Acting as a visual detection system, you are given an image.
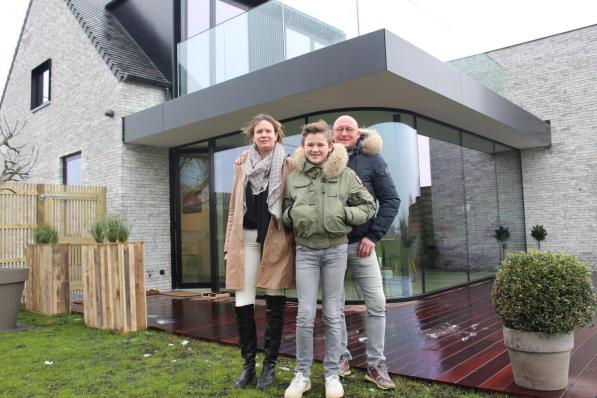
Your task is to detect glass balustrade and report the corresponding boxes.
[177,0,505,101]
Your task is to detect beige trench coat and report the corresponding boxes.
[224,155,295,290]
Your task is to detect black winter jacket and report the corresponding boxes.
[347,129,400,244]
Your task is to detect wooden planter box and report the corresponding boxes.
[26,244,70,315]
[82,242,146,332]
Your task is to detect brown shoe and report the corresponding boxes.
[338,355,351,377]
[365,362,396,390]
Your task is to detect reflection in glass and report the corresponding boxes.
[286,27,311,59]
[183,0,210,40]
[462,132,499,278]
[64,153,82,185]
[179,153,211,284]
[495,145,525,256]
[369,122,420,297]
[215,0,247,25]
[215,133,250,287]
[178,0,352,96]
[423,130,468,289]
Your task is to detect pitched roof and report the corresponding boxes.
[65,0,170,86]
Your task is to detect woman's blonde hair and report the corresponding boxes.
[242,114,285,144]
[300,120,333,145]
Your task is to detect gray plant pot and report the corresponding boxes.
[0,268,29,331]
[503,326,573,391]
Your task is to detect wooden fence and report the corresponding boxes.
[0,182,106,296]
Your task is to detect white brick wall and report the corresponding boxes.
[0,0,171,289]
[488,25,597,268]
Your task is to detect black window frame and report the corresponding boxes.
[62,151,82,185]
[31,59,52,110]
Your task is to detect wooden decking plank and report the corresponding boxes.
[130,276,597,398]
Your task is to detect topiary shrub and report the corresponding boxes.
[32,225,59,244]
[494,225,510,244]
[492,250,596,334]
[531,224,547,249]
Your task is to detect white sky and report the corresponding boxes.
[1,0,596,94]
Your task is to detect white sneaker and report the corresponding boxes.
[325,374,344,398]
[284,372,311,398]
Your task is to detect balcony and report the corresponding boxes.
[125,1,549,149]
[178,0,356,96]
[177,0,506,97]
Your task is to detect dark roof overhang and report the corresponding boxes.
[123,29,550,149]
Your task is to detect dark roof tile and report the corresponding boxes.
[65,0,170,86]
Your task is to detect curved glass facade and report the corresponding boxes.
[177,108,525,301]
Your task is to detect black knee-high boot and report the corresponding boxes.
[256,295,286,389]
[234,304,257,388]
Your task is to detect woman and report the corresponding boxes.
[224,113,295,389]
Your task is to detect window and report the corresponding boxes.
[215,0,246,25]
[62,152,81,185]
[182,0,210,39]
[182,0,249,40]
[31,60,51,110]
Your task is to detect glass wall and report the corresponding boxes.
[176,108,525,300]
[178,151,212,285]
[303,110,525,300]
[178,0,351,95]
[178,0,507,98]
[416,119,469,292]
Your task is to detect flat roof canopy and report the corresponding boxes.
[124,29,550,149]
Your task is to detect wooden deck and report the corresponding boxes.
[108,278,596,397]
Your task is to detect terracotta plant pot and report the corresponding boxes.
[0,268,29,331]
[503,326,573,391]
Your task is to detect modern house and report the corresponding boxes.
[1,0,595,300]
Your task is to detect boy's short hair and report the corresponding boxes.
[301,120,333,145]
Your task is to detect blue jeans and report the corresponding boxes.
[340,242,387,366]
[295,244,347,378]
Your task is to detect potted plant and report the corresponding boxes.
[492,250,596,391]
[493,225,510,261]
[0,267,29,331]
[26,225,70,315]
[82,215,146,332]
[531,224,547,250]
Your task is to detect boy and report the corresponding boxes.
[283,120,377,398]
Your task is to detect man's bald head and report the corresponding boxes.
[333,115,361,150]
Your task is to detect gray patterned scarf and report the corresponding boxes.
[245,142,286,228]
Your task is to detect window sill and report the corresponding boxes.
[31,101,51,113]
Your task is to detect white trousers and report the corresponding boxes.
[235,229,284,307]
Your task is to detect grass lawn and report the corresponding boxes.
[0,309,508,398]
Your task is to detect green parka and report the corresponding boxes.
[283,143,377,250]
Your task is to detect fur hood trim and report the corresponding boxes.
[358,128,383,155]
[292,143,348,178]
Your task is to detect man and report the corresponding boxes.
[332,115,400,390]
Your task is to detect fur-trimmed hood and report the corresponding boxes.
[358,128,383,155]
[291,143,348,178]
